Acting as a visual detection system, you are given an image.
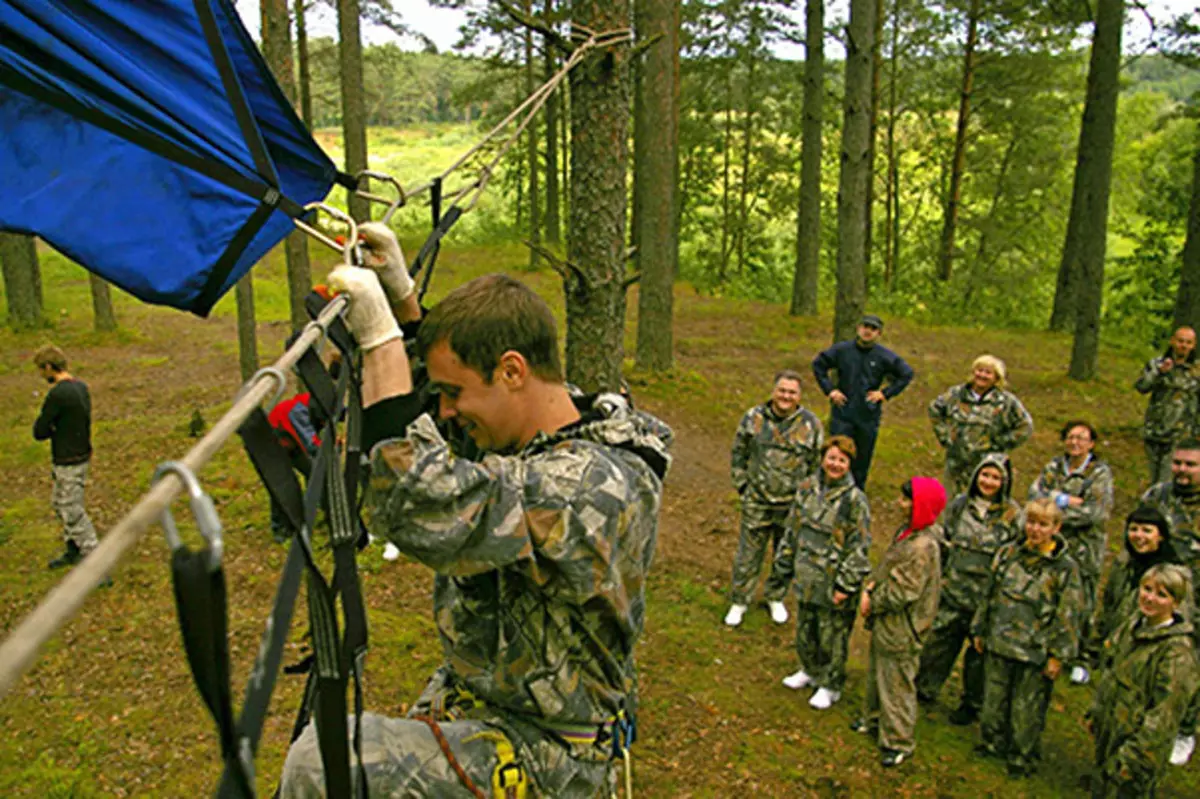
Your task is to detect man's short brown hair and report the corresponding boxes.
[416,274,562,382]
[33,345,67,372]
[774,369,804,388]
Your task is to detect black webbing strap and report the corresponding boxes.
[294,346,337,425]
[171,548,255,797]
[413,179,463,303]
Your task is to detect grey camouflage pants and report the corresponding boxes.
[794,604,857,692]
[1145,440,1174,486]
[864,643,920,755]
[52,462,97,555]
[979,653,1053,772]
[729,501,790,605]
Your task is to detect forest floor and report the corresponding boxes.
[0,239,1197,798]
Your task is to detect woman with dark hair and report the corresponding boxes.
[1028,420,1114,684]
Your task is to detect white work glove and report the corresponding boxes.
[358,222,415,304]
[328,264,403,351]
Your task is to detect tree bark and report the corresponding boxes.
[937,0,980,282]
[1067,0,1123,380]
[1174,137,1200,330]
[88,274,117,331]
[565,0,632,392]
[0,233,43,331]
[883,0,900,290]
[864,0,885,275]
[264,0,313,331]
[634,0,678,372]
[833,0,876,343]
[524,0,542,269]
[543,0,562,246]
[337,0,370,221]
[790,0,824,316]
[294,0,313,128]
[735,25,758,275]
[235,274,258,382]
[718,24,735,284]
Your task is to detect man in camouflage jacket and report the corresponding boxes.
[725,370,823,627]
[775,437,872,705]
[281,242,671,796]
[916,453,1022,722]
[1135,326,1200,485]
[971,500,1085,777]
[928,355,1033,496]
[1028,420,1114,683]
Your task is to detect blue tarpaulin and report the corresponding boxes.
[0,0,338,315]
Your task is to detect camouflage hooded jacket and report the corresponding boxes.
[970,536,1085,666]
[1134,351,1200,443]
[928,383,1033,473]
[1140,481,1200,568]
[730,401,823,506]
[774,471,872,607]
[1028,454,1114,576]
[938,453,1023,613]
[1090,613,1200,790]
[365,395,672,728]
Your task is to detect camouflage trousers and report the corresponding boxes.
[729,501,790,605]
[794,604,857,692]
[51,462,97,555]
[915,603,985,712]
[979,653,1054,772]
[1144,439,1175,486]
[864,642,920,755]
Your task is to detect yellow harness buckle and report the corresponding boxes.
[465,731,528,799]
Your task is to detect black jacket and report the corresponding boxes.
[812,340,914,425]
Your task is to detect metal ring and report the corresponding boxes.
[355,170,407,222]
[152,461,224,572]
[235,366,287,410]
[300,202,360,266]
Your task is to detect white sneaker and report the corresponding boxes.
[1170,734,1196,766]
[382,542,401,562]
[768,601,789,624]
[809,688,841,710]
[1069,666,1090,685]
[724,604,747,627]
[782,669,812,690]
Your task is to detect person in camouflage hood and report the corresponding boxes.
[916,452,1022,725]
[971,498,1085,778]
[1135,326,1200,485]
[928,354,1033,496]
[1028,420,1114,684]
[281,239,671,797]
[854,476,946,767]
[725,370,824,627]
[776,436,872,710]
[1089,564,1200,798]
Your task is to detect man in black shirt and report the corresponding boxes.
[811,315,914,489]
[32,344,98,569]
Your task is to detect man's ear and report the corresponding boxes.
[496,350,529,388]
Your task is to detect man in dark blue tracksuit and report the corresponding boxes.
[812,314,914,490]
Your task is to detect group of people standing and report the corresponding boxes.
[724,315,1200,796]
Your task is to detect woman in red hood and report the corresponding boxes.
[853,477,947,767]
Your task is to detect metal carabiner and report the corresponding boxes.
[354,169,406,223]
[153,461,224,573]
[234,365,287,411]
[294,202,361,265]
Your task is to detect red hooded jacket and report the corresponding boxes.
[898,476,947,542]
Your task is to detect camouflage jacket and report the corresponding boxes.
[868,526,941,653]
[1134,354,1200,443]
[1086,551,1193,666]
[730,402,823,505]
[971,536,1085,666]
[1028,454,1114,576]
[774,473,872,607]
[1140,482,1200,567]
[366,400,672,727]
[938,457,1023,613]
[1090,614,1200,788]
[928,384,1033,473]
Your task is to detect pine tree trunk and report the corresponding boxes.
[544,0,562,246]
[833,0,876,343]
[790,0,823,316]
[0,233,43,331]
[88,274,117,331]
[634,0,678,372]
[883,0,900,290]
[265,0,312,330]
[235,274,258,382]
[736,35,757,275]
[1174,138,1200,330]
[1067,0,1123,380]
[565,0,632,391]
[337,0,370,221]
[294,0,312,128]
[864,0,885,274]
[938,0,979,282]
[718,45,734,284]
[525,0,541,269]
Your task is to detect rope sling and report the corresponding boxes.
[0,26,640,799]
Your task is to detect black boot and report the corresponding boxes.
[948,704,978,726]
[48,540,82,570]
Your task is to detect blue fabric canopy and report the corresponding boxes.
[0,0,339,315]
